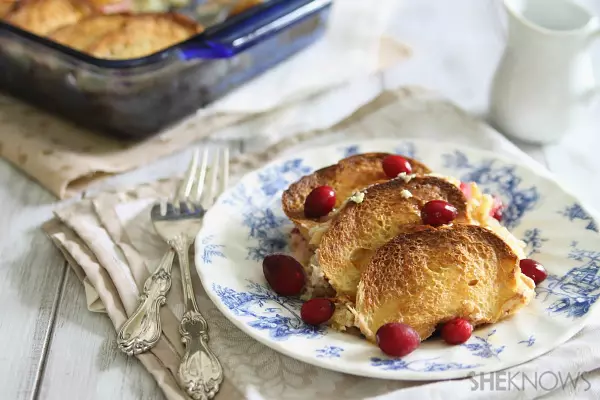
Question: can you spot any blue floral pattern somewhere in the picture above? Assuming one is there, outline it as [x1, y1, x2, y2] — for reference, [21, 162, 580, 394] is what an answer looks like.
[213, 281, 325, 340]
[223, 159, 312, 261]
[198, 235, 226, 264]
[371, 357, 480, 372]
[232, 185, 289, 261]
[536, 242, 600, 318]
[257, 159, 312, 197]
[522, 228, 547, 257]
[342, 145, 360, 158]
[518, 335, 536, 347]
[559, 203, 598, 233]
[443, 150, 540, 229]
[395, 142, 417, 159]
[463, 329, 505, 359]
[316, 346, 344, 358]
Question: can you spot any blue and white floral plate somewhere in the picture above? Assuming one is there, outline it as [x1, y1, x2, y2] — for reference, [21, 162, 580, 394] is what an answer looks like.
[195, 139, 600, 380]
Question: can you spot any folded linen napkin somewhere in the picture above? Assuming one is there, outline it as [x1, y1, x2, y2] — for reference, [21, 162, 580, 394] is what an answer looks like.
[43, 87, 600, 400]
[0, 0, 410, 199]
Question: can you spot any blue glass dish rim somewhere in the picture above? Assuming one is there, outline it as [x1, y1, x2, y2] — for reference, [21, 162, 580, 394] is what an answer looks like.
[0, 0, 332, 70]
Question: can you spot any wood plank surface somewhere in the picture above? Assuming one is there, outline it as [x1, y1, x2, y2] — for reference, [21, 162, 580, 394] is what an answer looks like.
[0, 161, 70, 400]
[38, 269, 163, 400]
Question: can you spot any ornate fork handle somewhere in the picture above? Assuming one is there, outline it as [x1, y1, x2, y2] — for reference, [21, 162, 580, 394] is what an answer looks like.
[179, 310, 223, 400]
[171, 235, 223, 400]
[117, 250, 175, 355]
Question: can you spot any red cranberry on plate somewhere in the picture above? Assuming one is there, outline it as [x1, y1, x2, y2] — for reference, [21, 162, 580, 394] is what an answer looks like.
[382, 155, 413, 179]
[376, 322, 420, 357]
[421, 200, 458, 226]
[262, 254, 306, 296]
[490, 196, 504, 222]
[440, 318, 473, 345]
[520, 259, 548, 285]
[301, 298, 335, 325]
[304, 186, 336, 218]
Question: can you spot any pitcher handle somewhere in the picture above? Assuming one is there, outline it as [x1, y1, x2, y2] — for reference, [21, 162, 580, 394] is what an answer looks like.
[582, 27, 600, 105]
[581, 87, 600, 105]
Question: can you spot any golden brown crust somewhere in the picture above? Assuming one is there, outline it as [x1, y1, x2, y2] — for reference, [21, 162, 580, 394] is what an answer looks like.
[317, 176, 470, 298]
[6, 0, 94, 35]
[281, 153, 432, 238]
[229, 0, 262, 15]
[49, 14, 128, 51]
[0, 0, 17, 18]
[87, 0, 131, 14]
[86, 13, 202, 59]
[356, 225, 534, 341]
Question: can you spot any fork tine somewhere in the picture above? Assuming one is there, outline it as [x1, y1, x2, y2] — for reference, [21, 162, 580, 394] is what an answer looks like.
[176, 149, 201, 203]
[159, 198, 168, 217]
[205, 150, 220, 206]
[191, 148, 209, 203]
[220, 147, 229, 196]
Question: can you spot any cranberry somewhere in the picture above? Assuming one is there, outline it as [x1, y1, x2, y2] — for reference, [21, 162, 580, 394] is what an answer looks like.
[520, 259, 548, 285]
[301, 298, 335, 325]
[304, 186, 336, 218]
[490, 196, 504, 222]
[440, 318, 473, 345]
[382, 155, 413, 179]
[421, 200, 458, 226]
[491, 207, 503, 222]
[376, 323, 420, 357]
[263, 254, 306, 296]
[459, 182, 472, 200]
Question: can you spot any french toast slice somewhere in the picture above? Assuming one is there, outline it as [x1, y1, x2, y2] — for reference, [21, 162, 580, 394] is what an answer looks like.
[87, 0, 131, 13]
[355, 225, 535, 341]
[49, 14, 129, 51]
[86, 13, 202, 59]
[282, 153, 431, 240]
[6, 0, 94, 36]
[0, 0, 17, 18]
[317, 176, 471, 299]
[229, 0, 263, 15]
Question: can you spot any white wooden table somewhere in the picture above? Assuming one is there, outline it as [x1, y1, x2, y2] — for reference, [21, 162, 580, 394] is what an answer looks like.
[1, 1, 599, 399]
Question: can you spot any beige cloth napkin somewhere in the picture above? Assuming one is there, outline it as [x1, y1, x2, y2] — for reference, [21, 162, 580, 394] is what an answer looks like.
[43, 87, 557, 400]
[0, 0, 410, 200]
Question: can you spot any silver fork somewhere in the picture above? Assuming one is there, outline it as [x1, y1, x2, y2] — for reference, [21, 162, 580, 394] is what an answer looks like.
[117, 247, 175, 355]
[117, 151, 211, 355]
[152, 148, 228, 400]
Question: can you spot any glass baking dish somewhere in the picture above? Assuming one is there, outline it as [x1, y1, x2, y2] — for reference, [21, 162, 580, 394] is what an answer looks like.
[0, 0, 332, 139]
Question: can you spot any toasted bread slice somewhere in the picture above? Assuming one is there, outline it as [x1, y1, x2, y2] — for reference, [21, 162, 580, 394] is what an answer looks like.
[355, 225, 535, 341]
[49, 14, 128, 51]
[317, 176, 470, 298]
[282, 153, 432, 240]
[0, 0, 17, 18]
[88, 0, 131, 13]
[6, 0, 94, 36]
[229, 0, 262, 15]
[86, 13, 201, 59]
[462, 181, 526, 258]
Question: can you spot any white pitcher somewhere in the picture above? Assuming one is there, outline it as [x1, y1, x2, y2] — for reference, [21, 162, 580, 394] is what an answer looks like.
[490, 0, 599, 144]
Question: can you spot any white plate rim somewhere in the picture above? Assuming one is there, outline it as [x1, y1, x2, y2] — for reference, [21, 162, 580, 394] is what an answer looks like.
[195, 138, 600, 380]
